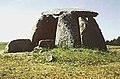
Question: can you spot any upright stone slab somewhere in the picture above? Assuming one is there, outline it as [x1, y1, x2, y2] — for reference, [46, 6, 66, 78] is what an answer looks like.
[82, 17, 107, 51]
[79, 17, 88, 45]
[32, 15, 58, 47]
[55, 13, 81, 47]
[31, 8, 107, 51]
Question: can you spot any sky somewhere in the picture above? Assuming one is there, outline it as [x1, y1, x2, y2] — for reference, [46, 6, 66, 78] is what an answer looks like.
[0, 0, 120, 42]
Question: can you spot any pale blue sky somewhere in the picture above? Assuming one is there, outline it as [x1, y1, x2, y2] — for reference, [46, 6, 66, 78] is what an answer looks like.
[0, 0, 120, 42]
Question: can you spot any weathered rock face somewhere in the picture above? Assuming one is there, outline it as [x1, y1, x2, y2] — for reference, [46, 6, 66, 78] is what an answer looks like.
[82, 17, 107, 51]
[32, 15, 58, 47]
[42, 8, 98, 17]
[55, 13, 81, 47]
[79, 17, 88, 45]
[38, 39, 54, 48]
[31, 8, 107, 51]
[5, 39, 33, 53]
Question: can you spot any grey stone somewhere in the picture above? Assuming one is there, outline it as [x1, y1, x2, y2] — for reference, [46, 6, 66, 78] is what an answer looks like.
[42, 8, 98, 17]
[79, 17, 88, 45]
[5, 39, 33, 53]
[31, 8, 107, 51]
[46, 55, 56, 62]
[55, 13, 81, 47]
[33, 46, 45, 53]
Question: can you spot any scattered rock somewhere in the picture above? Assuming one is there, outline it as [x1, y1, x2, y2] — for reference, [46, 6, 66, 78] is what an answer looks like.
[38, 39, 55, 48]
[33, 46, 45, 53]
[5, 39, 33, 53]
[46, 55, 56, 62]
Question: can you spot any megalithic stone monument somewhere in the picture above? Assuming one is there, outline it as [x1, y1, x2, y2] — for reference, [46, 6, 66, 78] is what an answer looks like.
[32, 8, 107, 51]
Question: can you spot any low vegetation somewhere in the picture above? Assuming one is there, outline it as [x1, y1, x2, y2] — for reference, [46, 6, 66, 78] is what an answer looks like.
[106, 36, 120, 46]
[0, 42, 7, 50]
[0, 42, 120, 79]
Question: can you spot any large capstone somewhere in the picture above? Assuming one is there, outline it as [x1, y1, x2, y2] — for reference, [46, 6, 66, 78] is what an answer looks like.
[31, 8, 107, 51]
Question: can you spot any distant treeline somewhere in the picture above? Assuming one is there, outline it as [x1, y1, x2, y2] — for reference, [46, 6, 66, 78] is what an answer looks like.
[106, 36, 120, 46]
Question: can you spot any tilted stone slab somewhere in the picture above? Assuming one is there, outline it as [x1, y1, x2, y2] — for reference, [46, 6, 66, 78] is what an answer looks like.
[31, 8, 107, 51]
[81, 17, 107, 51]
[32, 15, 58, 47]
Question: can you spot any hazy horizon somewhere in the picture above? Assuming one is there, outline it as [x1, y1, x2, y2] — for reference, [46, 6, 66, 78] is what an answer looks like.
[0, 0, 120, 42]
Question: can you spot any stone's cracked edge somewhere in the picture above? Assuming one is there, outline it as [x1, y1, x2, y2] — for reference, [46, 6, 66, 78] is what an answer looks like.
[42, 8, 98, 17]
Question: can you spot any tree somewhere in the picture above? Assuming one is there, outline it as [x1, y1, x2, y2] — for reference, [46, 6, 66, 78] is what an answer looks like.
[106, 36, 120, 46]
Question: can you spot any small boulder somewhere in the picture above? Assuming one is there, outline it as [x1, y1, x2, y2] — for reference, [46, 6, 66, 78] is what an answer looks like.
[33, 46, 45, 53]
[5, 39, 33, 53]
[38, 39, 55, 48]
[46, 55, 56, 62]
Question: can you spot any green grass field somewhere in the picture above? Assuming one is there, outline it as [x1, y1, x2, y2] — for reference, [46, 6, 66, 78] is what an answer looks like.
[0, 42, 120, 79]
[0, 42, 7, 51]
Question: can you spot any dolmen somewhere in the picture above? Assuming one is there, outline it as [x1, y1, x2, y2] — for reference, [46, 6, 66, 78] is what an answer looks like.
[5, 8, 107, 53]
[32, 8, 107, 51]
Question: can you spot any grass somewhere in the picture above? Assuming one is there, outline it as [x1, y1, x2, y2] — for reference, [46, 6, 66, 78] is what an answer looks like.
[0, 42, 8, 50]
[0, 42, 120, 79]
[107, 45, 120, 52]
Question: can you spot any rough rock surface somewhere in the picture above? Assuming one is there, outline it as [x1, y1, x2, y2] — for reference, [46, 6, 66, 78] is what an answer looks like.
[38, 39, 54, 48]
[5, 39, 33, 53]
[42, 8, 98, 17]
[32, 15, 58, 47]
[79, 17, 88, 45]
[55, 13, 81, 47]
[82, 17, 107, 51]
[46, 55, 56, 62]
[31, 8, 107, 51]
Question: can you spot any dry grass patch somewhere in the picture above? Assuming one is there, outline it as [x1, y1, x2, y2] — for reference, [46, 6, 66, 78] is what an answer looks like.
[0, 43, 120, 78]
